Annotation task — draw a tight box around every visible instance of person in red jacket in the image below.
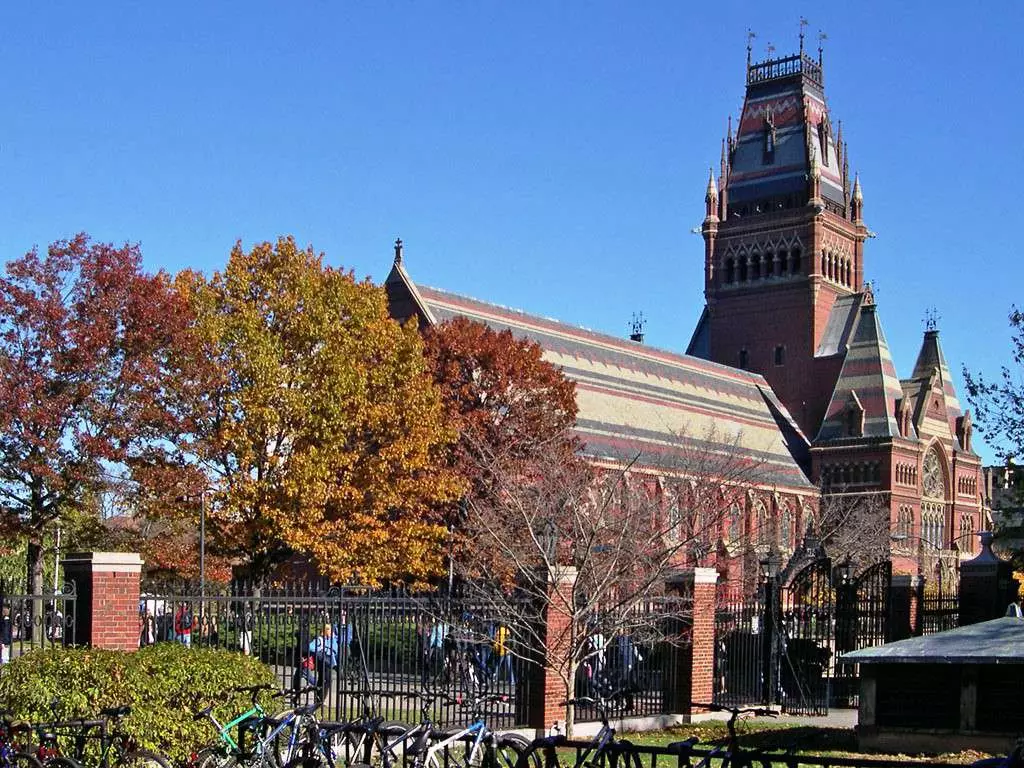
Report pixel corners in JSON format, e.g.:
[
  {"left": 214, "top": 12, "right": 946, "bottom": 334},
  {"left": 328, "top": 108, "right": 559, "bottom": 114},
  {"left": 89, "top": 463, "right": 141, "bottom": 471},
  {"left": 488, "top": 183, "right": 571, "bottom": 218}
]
[{"left": 174, "top": 603, "right": 194, "bottom": 647}]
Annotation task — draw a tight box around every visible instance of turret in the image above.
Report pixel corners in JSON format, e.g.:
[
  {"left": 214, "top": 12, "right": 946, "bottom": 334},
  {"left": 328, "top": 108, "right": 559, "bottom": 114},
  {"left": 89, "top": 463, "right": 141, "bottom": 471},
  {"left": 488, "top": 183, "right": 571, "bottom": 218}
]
[
  {"left": 705, "top": 168, "right": 718, "bottom": 221},
  {"left": 851, "top": 174, "right": 863, "bottom": 223}
]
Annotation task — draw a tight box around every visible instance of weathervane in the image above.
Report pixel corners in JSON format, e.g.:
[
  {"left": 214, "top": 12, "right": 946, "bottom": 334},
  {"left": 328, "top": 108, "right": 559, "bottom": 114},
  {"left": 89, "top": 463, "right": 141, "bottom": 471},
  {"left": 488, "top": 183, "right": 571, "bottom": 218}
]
[
  {"left": 924, "top": 307, "right": 941, "bottom": 331},
  {"left": 629, "top": 312, "right": 646, "bottom": 343},
  {"left": 393, "top": 237, "right": 403, "bottom": 265},
  {"left": 818, "top": 31, "right": 828, "bottom": 67},
  {"left": 746, "top": 29, "right": 756, "bottom": 68},
  {"left": 766, "top": 42, "right": 776, "bottom": 58},
  {"left": 799, "top": 17, "right": 808, "bottom": 54}
]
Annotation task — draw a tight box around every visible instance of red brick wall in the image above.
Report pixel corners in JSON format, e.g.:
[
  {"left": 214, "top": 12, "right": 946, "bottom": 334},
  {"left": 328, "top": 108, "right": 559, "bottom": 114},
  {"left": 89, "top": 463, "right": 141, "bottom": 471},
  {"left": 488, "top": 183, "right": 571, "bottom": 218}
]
[{"left": 62, "top": 553, "right": 142, "bottom": 650}]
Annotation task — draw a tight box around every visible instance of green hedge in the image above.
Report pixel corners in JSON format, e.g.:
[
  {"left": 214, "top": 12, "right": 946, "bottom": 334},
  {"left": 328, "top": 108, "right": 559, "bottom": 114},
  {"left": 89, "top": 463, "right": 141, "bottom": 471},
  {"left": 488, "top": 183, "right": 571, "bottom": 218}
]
[{"left": 0, "top": 643, "right": 278, "bottom": 765}]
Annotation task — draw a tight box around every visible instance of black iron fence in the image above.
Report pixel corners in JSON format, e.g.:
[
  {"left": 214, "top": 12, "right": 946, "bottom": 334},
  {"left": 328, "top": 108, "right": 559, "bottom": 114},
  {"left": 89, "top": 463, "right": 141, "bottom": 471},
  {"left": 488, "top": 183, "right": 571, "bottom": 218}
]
[
  {"left": 141, "top": 581, "right": 535, "bottom": 727},
  {"left": 0, "top": 578, "right": 77, "bottom": 659},
  {"left": 572, "top": 596, "right": 693, "bottom": 722}
]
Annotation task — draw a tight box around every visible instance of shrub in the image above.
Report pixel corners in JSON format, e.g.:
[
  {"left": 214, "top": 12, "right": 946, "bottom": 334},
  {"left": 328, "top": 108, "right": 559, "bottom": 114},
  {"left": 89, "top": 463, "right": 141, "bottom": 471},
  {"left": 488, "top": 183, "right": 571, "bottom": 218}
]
[{"left": 0, "top": 643, "right": 278, "bottom": 765}]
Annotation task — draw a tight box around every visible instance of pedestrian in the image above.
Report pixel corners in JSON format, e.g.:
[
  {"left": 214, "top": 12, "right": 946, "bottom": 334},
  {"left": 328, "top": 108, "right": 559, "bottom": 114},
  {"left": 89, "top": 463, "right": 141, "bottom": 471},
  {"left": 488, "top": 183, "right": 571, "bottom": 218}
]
[
  {"left": 0, "top": 605, "right": 12, "bottom": 664},
  {"left": 173, "top": 603, "right": 194, "bottom": 647},
  {"left": 139, "top": 610, "right": 156, "bottom": 647},
  {"left": 237, "top": 601, "right": 253, "bottom": 655},
  {"left": 309, "top": 622, "right": 339, "bottom": 700},
  {"left": 491, "top": 622, "right": 515, "bottom": 686}
]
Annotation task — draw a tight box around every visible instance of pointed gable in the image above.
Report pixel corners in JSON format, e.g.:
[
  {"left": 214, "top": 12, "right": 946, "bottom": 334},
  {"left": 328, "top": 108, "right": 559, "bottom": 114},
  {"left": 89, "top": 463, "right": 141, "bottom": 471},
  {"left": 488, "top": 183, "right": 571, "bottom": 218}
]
[
  {"left": 904, "top": 329, "right": 964, "bottom": 444},
  {"left": 817, "top": 300, "right": 902, "bottom": 441}
]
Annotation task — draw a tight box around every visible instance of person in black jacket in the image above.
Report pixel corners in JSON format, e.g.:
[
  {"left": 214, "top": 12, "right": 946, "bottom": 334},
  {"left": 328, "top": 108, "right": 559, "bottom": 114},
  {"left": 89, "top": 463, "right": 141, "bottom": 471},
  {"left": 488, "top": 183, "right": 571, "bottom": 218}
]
[{"left": 1, "top": 604, "right": 13, "bottom": 664}]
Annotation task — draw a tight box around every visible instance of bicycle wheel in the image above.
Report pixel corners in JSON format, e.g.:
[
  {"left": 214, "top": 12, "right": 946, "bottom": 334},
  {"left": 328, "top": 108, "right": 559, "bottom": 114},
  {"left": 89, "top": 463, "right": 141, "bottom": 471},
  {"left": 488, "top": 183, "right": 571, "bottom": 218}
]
[
  {"left": 494, "top": 735, "right": 536, "bottom": 768},
  {"left": 192, "top": 747, "right": 239, "bottom": 768},
  {"left": 43, "top": 758, "right": 84, "bottom": 768},
  {"left": 606, "top": 741, "right": 641, "bottom": 768},
  {"left": 117, "top": 750, "right": 174, "bottom": 768},
  {"left": 10, "top": 753, "right": 44, "bottom": 768},
  {"left": 345, "top": 722, "right": 409, "bottom": 768}
]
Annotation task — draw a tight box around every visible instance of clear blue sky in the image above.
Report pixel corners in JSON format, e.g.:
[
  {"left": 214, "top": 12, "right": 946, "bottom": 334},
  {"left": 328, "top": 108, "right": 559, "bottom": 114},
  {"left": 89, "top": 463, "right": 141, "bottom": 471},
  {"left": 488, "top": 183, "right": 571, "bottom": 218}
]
[{"left": 1, "top": 2, "right": 1019, "bottom": 464}]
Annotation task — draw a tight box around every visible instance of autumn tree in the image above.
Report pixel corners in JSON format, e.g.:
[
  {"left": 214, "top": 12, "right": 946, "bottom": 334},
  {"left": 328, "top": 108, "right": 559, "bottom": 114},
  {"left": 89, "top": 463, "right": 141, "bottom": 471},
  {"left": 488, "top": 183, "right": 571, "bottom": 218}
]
[
  {"left": 0, "top": 235, "right": 193, "bottom": 602},
  {"left": 453, "top": 425, "right": 760, "bottom": 736},
  {"left": 170, "top": 237, "right": 461, "bottom": 584}
]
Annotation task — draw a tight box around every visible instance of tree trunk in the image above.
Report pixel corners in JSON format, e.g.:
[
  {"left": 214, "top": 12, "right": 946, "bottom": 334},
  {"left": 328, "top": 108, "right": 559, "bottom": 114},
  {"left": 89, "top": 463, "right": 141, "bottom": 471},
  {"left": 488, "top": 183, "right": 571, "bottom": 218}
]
[
  {"left": 26, "top": 539, "right": 45, "bottom": 644},
  {"left": 564, "top": 660, "right": 578, "bottom": 739}
]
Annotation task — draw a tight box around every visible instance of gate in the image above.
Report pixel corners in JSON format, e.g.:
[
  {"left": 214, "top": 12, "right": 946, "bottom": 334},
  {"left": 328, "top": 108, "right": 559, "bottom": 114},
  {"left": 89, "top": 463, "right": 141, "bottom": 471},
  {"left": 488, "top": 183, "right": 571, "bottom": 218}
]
[
  {"left": 831, "top": 560, "right": 891, "bottom": 708},
  {"left": 779, "top": 557, "right": 833, "bottom": 715},
  {"left": 713, "top": 584, "right": 765, "bottom": 708},
  {"left": 0, "top": 579, "right": 77, "bottom": 656}
]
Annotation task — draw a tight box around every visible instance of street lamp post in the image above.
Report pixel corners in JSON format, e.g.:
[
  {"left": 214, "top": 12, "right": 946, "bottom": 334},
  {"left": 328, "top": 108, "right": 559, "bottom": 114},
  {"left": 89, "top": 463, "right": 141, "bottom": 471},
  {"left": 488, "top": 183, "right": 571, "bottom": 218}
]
[
  {"left": 200, "top": 491, "right": 206, "bottom": 605},
  {"left": 760, "top": 544, "right": 782, "bottom": 705}
]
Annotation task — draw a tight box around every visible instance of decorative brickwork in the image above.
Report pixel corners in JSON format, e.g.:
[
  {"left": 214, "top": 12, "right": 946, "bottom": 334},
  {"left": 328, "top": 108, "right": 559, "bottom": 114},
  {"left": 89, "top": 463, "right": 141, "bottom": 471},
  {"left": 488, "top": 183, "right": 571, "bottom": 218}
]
[{"left": 61, "top": 552, "right": 143, "bottom": 650}]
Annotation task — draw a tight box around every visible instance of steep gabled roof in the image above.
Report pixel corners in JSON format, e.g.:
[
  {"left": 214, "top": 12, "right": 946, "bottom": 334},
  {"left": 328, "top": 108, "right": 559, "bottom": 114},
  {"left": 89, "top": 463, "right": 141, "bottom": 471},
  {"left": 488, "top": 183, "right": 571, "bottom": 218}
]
[
  {"left": 386, "top": 264, "right": 814, "bottom": 491},
  {"left": 902, "top": 329, "right": 965, "bottom": 447},
  {"left": 817, "top": 302, "right": 903, "bottom": 441}
]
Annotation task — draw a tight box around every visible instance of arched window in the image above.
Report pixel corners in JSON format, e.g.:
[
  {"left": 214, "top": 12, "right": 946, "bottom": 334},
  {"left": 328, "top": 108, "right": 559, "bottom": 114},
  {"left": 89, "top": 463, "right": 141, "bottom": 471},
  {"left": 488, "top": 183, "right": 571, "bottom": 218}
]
[
  {"left": 725, "top": 258, "right": 735, "bottom": 284},
  {"left": 751, "top": 252, "right": 761, "bottom": 280},
  {"left": 779, "top": 503, "right": 793, "bottom": 549},
  {"left": 754, "top": 500, "right": 770, "bottom": 546},
  {"left": 791, "top": 248, "right": 802, "bottom": 274},
  {"left": 739, "top": 255, "right": 748, "bottom": 282},
  {"left": 728, "top": 504, "right": 742, "bottom": 543},
  {"left": 779, "top": 249, "right": 789, "bottom": 276}
]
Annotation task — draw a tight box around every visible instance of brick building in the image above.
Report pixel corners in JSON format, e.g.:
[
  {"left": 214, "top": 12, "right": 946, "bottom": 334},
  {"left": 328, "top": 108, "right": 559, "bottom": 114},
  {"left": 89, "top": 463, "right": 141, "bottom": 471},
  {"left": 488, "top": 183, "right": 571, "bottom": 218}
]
[
  {"left": 686, "top": 41, "right": 986, "bottom": 577},
  {"left": 387, "top": 42, "right": 987, "bottom": 584}
]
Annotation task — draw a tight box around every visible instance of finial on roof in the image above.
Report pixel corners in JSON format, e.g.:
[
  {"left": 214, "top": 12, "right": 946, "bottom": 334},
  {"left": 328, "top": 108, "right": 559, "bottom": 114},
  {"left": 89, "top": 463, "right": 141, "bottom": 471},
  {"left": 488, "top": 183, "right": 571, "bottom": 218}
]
[
  {"left": 818, "top": 31, "right": 827, "bottom": 69},
  {"left": 746, "top": 29, "right": 756, "bottom": 70},
  {"left": 863, "top": 281, "right": 875, "bottom": 306},
  {"left": 393, "top": 237, "right": 403, "bottom": 265},
  {"left": 799, "top": 17, "right": 808, "bottom": 55},
  {"left": 852, "top": 173, "right": 863, "bottom": 202},
  {"left": 924, "top": 306, "right": 941, "bottom": 332},
  {"left": 706, "top": 167, "right": 717, "bottom": 199},
  {"left": 629, "top": 312, "right": 646, "bottom": 344},
  {"left": 720, "top": 138, "right": 727, "bottom": 181}
]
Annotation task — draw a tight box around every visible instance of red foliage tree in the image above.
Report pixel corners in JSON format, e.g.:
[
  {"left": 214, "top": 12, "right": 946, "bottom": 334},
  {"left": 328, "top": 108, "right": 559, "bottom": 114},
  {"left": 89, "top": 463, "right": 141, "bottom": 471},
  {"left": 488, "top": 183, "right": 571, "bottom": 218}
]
[{"left": 0, "top": 234, "right": 194, "bottom": 597}]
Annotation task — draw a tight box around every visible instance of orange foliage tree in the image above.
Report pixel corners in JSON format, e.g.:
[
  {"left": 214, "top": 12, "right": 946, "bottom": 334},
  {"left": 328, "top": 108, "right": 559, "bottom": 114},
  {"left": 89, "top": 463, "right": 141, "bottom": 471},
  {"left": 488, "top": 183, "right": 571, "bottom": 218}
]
[{"left": 169, "top": 237, "right": 462, "bottom": 584}]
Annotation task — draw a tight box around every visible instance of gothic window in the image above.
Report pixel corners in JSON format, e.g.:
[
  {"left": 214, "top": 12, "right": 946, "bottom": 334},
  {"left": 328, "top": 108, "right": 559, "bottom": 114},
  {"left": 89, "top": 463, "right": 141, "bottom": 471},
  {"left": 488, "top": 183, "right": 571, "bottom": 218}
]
[
  {"left": 667, "top": 495, "right": 682, "bottom": 534},
  {"left": 751, "top": 253, "right": 761, "bottom": 281},
  {"left": 959, "top": 513, "right": 974, "bottom": 553},
  {"left": 791, "top": 248, "right": 802, "bottom": 274},
  {"left": 739, "top": 349, "right": 749, "bottom": 369},
  {"left": 725, "top": 257, "right": 735, "bottom": 284},
  {"left": 774, "top": 345, "right": 785, "bottom": 366},
  {"left": 739, "top": 256, "right": 748, "bottom": 282},
  {"left": 755, "top": 500, "right": 770, "bottom": 546},
  {"left": 779, "top": 503, "right": 793, "bottom": 549},
  {"left": 922, "top": 448, "right": 947, "bottom": 551},
  {"left": 728, "top": 503, "right": 742, "bottom": 543},
  {"left": 779, "top": 249, "right": 789, "bottom": 276},
  {"left": 821, "top": 251, "right": 827, "bottom": 276}
]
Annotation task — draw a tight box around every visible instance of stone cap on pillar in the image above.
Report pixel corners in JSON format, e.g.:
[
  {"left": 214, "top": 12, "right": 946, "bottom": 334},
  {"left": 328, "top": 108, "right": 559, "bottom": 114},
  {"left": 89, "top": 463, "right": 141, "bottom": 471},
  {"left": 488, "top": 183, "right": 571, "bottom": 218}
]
[
  {"left": 62, "top": 552, "right": 144, "bottom": 573},
  {"left": 665, "top": 567, "right": 720, "bottom": 587}
]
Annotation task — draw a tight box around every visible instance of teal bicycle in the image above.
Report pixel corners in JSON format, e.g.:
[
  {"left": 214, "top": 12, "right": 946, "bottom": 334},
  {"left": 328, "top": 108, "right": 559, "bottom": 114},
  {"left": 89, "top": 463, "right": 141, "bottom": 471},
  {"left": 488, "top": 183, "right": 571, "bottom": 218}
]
[{"left": 192, "top": 685, "right": 320, "bottom": 768}]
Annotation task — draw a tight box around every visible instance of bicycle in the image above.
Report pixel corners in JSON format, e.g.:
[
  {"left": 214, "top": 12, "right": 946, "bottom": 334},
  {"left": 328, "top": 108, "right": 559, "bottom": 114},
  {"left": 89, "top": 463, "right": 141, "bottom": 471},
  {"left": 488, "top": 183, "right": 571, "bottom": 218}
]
[
  {"left": 414, "top": 691, "right": 530, "bottom": 768},
  {"left": 0, "top": 712, "right": 43, "bottom": 768},
  {"left": 29, "top": 705, "right": 171, "bottom": 768},
  {"left": 193, "top": 685, "right": 319, "bottom": 768},
  {"left": 514, "top": 692, "right": 638, "bottom": 768},
  {"left": 682, "top": 703, "right": 778, "bottom": 768}
]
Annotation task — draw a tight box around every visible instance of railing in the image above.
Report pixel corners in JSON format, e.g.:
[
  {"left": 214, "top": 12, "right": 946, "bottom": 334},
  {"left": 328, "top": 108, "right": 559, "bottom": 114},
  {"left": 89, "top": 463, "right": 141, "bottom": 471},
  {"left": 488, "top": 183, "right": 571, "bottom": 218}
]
[
  {"left": 748, "top": 53, "right": 823, "bottom": 86},
  {"left": 515, "top": 737, "right": 973, "bottom": 768},
  {"left": 0, "top": 579, "right": 77, "bottom": 657}
]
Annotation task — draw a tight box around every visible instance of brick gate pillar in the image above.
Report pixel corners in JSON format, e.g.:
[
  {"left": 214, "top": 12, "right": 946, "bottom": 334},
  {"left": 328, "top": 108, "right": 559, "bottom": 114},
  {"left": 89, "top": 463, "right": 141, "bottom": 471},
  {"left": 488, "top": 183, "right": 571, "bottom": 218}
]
[
  {"left": 62, "top": 552, "right": 143, "bottom": 650},
  {"left": 528, "top": 566, "right": 577, "bottom": 734},
  {"left": 664, "top": 567, "right": 719, "bottom": 717}
]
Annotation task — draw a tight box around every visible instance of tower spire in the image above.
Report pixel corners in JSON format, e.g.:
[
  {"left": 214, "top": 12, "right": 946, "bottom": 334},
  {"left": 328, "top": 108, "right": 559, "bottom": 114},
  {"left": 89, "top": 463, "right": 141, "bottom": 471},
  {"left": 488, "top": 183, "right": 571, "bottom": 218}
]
[{"left": 851, "top": 174, "right": 864, "bottom": 223}]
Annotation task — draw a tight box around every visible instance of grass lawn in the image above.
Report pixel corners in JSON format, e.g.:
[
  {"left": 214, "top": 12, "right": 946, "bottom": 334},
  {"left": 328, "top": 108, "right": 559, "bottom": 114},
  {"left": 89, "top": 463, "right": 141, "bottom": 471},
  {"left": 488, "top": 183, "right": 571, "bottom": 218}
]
[{"left": 619, "top": 719, "right": 994, "bottom": 765}]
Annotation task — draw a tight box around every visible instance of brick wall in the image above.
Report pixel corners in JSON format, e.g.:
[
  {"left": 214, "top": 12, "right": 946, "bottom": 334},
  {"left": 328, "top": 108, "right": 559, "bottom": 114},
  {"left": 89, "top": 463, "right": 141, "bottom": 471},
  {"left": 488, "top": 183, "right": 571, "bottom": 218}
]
[{"left": 62, "top": 552, "right": 143, "bottom": 650}]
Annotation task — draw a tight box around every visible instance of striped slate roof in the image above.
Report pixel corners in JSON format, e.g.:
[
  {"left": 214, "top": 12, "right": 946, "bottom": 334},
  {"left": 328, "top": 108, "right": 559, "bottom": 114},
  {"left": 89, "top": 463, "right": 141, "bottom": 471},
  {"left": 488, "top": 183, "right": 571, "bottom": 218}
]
[
  {"left": 386, "top": 265, "right": 813, "bottom": 491},
  {"left": 728, "top": 57, "right": 844, "bottom": 208},
  {"left": 905, "top": 329, "right": 964, "bottom": 445},
  {"left": 817, "top": 302, "right": 903, "bottom": 441}
]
